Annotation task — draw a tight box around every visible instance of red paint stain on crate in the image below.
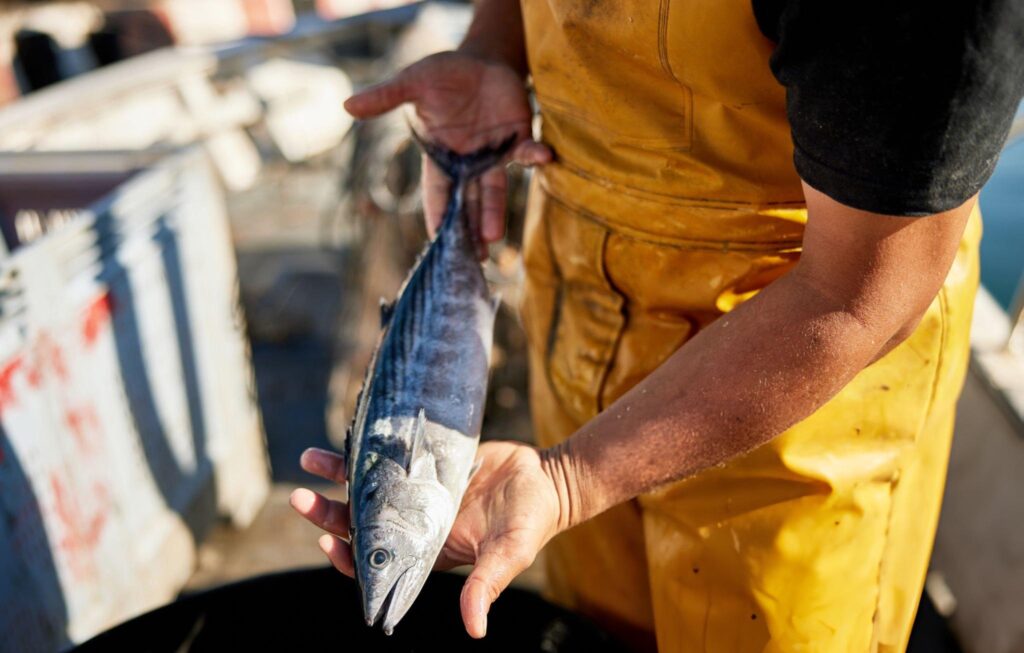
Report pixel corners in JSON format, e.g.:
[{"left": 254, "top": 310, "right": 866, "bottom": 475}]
[
  {"left": 34, "top": 334, "right": 68, "bottom": 383},
  {"left": 82, "top": 292, "right": 116, "bottom": 347},
  {"left": 64, "top": 405, "right": 101, "bottom": 455},
  {"left": 51, "top": 474, "right": 108, "bottom": 580},
  {"left": 0, "top": 356, "right": 23, "bottom": 415}
]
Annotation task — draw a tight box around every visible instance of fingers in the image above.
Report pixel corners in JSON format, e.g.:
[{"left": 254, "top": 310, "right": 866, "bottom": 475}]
[
  {"left": 475, "top": 139, "right": 549, "bottom": 248},
  {"left": 420, "top": 136, "right": 549, "bottom": 251},
  {"left": 289, "top": 488, "right": 350, "bottom": 538},
  {"left": 299, "top": 447, "right": 346, "bottom": 484},
  {"left": 343, "top": 70, "right": 417, "bottom": 119},
  {"left": 295, "top": 450, "right": 352, "bottom": 570},
  {"left": 460, "top": 548, "right": 534, "bottom": 639},
  {"left": 319, "top": 534, "right": 356, "bottom": 578},
  {"left": 510, "top": 140, "right": 553, "bottom": 167},
  {"left": 421, "top": 156, "right": 450, "bottom": 237},
  {"left": 291, "top": 482, "right": 355, "bottom": 578},
  {"left": 464, "top": 179, "right": 488, "bottom": 260},
  {"left": 479, "top": 168, "right": 507, "bottom": 244}
]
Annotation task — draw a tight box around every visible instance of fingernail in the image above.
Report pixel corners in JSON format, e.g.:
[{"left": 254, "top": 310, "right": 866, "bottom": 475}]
[
  {"left": 318, "top": 534, "right": 333, "bottom": 552},
  {"left": 475, "top": 596, "right": 489, "bottom": 638}
]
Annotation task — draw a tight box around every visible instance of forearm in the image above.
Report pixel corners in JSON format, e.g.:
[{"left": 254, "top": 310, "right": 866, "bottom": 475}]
[
  {"left": 540, "top": 187, "right": 974, "bottom": 531},
  {"left": 458, "top": 0, "right": 528, "bottom": 76},
  {"left": 540, "top": 271, "right": 899, "bottom": 529}
]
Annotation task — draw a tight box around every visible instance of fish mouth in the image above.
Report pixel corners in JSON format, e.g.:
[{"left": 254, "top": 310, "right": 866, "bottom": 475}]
[
  {"left": 364, "top": 566, "right": 405, "bottom": 629},
  {"left": 364, "top": 565, "right": 414, "bottom": 634},
  {"left": 374, "top": 563, "right": 429, "bottom": 636}
]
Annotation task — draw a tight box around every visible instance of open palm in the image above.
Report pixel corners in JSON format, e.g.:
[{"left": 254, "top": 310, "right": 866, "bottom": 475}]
[
  {"left": 291, "top": 440, "right": 562, "bottom": 638},
  {"left": 433, "top": 442, "right": 561, "bottom": 636}
]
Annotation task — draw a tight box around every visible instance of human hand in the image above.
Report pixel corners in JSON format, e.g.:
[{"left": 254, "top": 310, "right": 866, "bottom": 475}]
[
  {"left": 343, "top": 51, "right": 552, "bottom": 258},
  {"left": 290, "top": 440, "right": 567, "bottom": 638}
]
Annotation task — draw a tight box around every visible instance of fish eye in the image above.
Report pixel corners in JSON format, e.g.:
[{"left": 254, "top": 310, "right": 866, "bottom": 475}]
[{"left": 369, "top": 548, "right": 392, "bottom": 568}]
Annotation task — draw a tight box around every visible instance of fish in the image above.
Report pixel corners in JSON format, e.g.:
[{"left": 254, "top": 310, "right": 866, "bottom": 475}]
[{"left": 345, "top": 131, "right": 517, "bottom": 635}]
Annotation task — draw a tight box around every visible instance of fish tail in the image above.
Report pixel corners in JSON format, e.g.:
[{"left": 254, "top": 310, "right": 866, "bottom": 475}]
[{"left": 410, "top": 129, "right": 517, "bottom": 183}]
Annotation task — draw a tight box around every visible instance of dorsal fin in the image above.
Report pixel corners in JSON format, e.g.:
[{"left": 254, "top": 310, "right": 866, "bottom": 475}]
[
  {"left": 346, "top": 325, "right": 386, "bottom": 484},
  {"left": 343, "top": 423, "right": 352, "bottom": 467},
  {"left": 379, "top": 298, "right": 394, "bottom": 328}
]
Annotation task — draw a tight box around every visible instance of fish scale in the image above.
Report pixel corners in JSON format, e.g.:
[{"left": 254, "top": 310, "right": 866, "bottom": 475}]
[{"left": 345, "top": 132, "right": 517, "bottom": 634}]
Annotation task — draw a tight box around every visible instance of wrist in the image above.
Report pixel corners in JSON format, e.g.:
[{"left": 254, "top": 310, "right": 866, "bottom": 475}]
[
  {"left": 457, "top": 28, "right": 527, "bottom": 78},
  {"left": 538, "top": 439, "right": 596, "bottom": 533},
  {"left": 456, "top": 43, "right": 525, "bottom": 78}
]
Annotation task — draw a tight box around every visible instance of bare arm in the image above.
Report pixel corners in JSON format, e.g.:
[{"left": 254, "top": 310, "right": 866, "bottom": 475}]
[
  {"left": 542, "top": 182, "right": 975, "bottom": 529},
  {"left": 300, "top": 7, "right": 979, "bottom": 637},
  {"left": 294, "top": 185, "right": 975, "bottom": 638},
  {"left": 458, "top": 0, "right": 529, "bottom": 76}
]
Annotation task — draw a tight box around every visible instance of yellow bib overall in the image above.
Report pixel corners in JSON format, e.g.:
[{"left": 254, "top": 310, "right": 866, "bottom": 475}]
[{"left": 517, "top": 0, "right": 981, "bottom": 651}]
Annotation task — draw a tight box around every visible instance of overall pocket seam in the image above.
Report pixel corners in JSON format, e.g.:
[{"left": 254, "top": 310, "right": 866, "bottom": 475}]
[
  {"left": 544, "top": 218, "right": 626, "bottom": 423},
  {"left": 542, "top": 188, "right": 805, "bottom": 253},
  {"left": 541, "top": 162, "right": 807, "bottom": 214},
  {"left": 594, "top": 233, "right": 628, "bottom": 413},
  {"left": 657, "top": 0, "right": 694, "bottom": 150}
]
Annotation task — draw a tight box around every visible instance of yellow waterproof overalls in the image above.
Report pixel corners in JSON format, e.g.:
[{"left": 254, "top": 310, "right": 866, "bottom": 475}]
[{"left": 517, "top": 0, "right": 981, "bottom": 651}]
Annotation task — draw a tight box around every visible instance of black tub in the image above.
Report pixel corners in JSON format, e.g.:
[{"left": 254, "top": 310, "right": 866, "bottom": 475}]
[{"left": 72, "top": 567, "right": 627, "bottom": 652}]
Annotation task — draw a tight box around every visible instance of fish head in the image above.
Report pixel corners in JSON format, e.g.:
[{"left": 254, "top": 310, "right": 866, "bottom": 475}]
[
  {"left": 352, "top": 456, "right": 452, "bottom": 635},
  {"left": 353, "top": 521, "right": 434, "bottom": 635}
]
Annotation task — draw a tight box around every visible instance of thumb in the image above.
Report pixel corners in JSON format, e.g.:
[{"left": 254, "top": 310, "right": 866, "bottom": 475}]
[
  {"left": 343, "top": 71, "right": 417, "bottom": 119},
  {"left": 460, "top": 547, "right": 532, "bottom": 639}
]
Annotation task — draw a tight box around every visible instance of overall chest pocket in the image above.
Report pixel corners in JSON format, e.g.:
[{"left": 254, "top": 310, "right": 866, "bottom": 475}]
[{"left": 524, "top": 0, "right": 693, "bottom": 154}]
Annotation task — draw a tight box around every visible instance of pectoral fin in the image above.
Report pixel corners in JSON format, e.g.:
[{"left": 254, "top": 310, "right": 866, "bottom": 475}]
[{"left": 407, "top": 409, "right": 437, "bottom": 481}]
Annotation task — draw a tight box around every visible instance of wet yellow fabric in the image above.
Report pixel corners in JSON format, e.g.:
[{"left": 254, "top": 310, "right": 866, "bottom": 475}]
[{"left": 517, "top": 0, "right": 981, "bottom": 651}]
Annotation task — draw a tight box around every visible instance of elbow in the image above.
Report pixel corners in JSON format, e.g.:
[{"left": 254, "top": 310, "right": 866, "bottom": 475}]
[
  {"left": 871, "top": 306, "right": 930, "bottom": 363},
  {"left": 788, "top": 264, "right": 940, "bottom": 363},
  {"left": 892, "top": 306, "right": 930, "bottom": 345},
  {"left": 839, "top": 285, "right": 938, "bottom": 364}
]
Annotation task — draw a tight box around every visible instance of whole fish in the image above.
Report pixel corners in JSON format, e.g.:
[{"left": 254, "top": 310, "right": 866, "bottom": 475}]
[{"left": 346, "top": 132, "right": 516, "bottom": 634}]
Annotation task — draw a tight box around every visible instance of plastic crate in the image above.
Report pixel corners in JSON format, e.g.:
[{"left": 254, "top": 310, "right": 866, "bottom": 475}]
[{"left": 0, "top": 147, "right": 269, "bottom": 651}]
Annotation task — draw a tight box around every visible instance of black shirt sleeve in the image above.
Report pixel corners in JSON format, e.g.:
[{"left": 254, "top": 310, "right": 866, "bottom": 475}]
[{"left": 753, "top": 0, "right": 1024, "bottom": 216}]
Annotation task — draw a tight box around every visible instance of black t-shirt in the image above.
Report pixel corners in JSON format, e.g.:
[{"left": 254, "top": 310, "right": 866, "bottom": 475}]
[{"left": 753, "top": 0, "right": 1024, "bottom": 216}]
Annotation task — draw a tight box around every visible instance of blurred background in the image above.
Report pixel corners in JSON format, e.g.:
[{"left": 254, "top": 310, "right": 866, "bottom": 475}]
[{"left": 0, "top": 1, "right": 1020, "bottom": 652}]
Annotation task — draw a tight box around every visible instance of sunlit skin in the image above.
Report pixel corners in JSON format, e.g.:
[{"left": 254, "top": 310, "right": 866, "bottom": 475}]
[
  {"left": 291, "top": 441, "right": 559, "bottom": 638},
  {"left": 293, "top": 0, "right": 976, "bottom": 639},
  {"left": 344, "top": 51, "right": 551, "bottom": 260}
]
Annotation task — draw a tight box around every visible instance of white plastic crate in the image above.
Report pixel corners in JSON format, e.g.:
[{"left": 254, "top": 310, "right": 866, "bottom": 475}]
[{"left": 0, "top": 147, "right": 269, "bottom": 651}]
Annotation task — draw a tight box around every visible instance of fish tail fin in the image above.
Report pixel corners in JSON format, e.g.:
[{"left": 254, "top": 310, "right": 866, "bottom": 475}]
[{"left": 409, "top": 129, "right": 517, "bottom": 183}]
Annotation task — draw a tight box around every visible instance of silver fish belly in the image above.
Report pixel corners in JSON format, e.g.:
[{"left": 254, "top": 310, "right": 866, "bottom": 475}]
[{"left": 346, "top": 134, "right": 516, "bottom": 634}]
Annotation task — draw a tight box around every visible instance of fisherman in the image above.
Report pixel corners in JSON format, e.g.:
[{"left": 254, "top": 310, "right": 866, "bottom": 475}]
[{"left": 292, "top": 1, "right": 1024, "bottom": 650}]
